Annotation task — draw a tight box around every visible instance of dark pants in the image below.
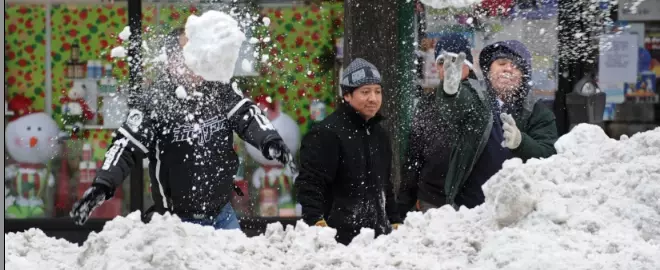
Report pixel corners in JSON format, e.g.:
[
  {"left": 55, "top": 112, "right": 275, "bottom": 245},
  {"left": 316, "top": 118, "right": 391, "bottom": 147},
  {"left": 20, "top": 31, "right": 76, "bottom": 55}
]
[
  {"left": 335, "top": 228, "right": 360, "bottom": 245},
  {"left": 180, "top": 203, "right": 241, "bottom": 230}
]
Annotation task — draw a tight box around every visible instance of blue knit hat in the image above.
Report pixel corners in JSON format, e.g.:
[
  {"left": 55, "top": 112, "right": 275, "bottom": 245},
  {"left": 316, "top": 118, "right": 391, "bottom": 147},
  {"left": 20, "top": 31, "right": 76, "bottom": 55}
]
[{"left": 434, "top": 33, "right": 474, "bottom": 68}]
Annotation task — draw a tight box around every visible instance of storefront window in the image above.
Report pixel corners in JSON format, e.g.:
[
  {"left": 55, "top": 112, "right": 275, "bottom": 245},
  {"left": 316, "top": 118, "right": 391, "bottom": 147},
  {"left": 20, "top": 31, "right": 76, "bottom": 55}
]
[
  {"left": 5, "top": 2, "right": 132, "bottom": 219},
  {"left": 421, "top": 2, "right": 559, "bottom": 104}
]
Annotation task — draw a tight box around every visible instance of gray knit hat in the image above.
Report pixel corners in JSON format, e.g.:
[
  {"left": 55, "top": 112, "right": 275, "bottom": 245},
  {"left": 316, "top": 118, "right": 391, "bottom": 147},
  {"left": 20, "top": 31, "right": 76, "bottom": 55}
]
[{"left": 340, "top": 58, "right": 382, "bottom": 95}]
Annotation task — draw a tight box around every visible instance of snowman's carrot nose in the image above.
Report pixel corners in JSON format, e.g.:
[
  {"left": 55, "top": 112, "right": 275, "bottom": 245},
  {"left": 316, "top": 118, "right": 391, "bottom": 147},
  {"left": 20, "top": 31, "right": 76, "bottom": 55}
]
[{"left": 29, "top": 137, "right": 38, "bottom": 148}]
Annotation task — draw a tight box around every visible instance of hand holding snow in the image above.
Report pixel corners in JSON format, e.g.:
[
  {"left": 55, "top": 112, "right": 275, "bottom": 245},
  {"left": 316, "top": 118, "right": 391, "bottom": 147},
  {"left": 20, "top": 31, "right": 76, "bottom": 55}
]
[{"left": 183, "top": 10, "right": 246, "bottom": 83}]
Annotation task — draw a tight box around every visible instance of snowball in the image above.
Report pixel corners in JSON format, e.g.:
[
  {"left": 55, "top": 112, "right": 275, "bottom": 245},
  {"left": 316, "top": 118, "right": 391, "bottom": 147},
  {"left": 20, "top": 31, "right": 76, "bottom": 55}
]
[
  {"left": 175, "top": 86, "right": 187, "bottom": 99},
  {"left": 110, "top": 46, "right": 127, "bottom": 58},
  {"left": 420, "top": 0, "right": 483, "bottom": 9},
  {"left": 118, "top": 26, "right": 131, "bottom": 41},
  {"left": 183, "top": 10, "right": 246, "bottom": 83}
]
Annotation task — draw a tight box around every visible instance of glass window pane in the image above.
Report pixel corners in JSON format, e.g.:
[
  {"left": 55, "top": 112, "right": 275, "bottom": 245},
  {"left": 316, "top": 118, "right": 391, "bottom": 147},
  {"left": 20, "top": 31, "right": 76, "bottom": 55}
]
[{"left": 5, "top": 2, "right": 130, "bottom": 220}]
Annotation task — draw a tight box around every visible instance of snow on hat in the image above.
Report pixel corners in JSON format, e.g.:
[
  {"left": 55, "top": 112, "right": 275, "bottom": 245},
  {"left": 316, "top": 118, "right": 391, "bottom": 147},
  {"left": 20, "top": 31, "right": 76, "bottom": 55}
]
[
  {"left": 8, "top": 94, "right": 39, "bottom": 122},
  {"left": 434, "top": 33, "right": 474, "bottom": 68},
  {"left": 340, "top": 58, "right": 382, "bottom": 95}
]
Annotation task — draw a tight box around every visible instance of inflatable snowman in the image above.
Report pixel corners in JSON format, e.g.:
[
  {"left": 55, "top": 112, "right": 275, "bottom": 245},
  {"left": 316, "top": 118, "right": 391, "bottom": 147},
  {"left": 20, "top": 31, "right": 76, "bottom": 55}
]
[
  {"left": 245, "top": 95, "right": 300, "bottom": 217},
  {"left": 5, "top": 94, "right": 62, "bottom": 218}
]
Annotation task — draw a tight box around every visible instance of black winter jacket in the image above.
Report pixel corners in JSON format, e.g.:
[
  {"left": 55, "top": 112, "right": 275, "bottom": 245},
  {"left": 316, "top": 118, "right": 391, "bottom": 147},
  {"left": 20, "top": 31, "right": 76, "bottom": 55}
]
[
  {"left": 94, "top": 76, "right": 282, "bottom": 220},
  {"left": 295, "top": 103, "right": 401, "bottom": 243}
]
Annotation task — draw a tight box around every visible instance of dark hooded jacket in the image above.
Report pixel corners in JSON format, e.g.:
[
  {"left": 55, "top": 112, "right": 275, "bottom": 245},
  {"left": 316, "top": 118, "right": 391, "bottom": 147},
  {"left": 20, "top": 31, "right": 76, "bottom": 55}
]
[
  {"left": 94, "top": 74, "right": 283, "bottom": 220},
  {"left": 399, "top": 40, "right": 558, "bottom": 214}
]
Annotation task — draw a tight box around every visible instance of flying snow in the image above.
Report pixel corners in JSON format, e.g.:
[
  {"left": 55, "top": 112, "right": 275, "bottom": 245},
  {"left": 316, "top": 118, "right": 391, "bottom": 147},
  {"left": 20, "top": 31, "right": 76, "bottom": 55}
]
[{"left": 182, "top": 10, "right": 246, "bottom": 83}]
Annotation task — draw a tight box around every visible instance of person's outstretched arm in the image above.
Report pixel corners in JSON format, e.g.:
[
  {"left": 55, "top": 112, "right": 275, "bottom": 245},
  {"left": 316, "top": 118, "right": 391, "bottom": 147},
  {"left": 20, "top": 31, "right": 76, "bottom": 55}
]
[{"left": 70, "top": 104, "right": 157, "bottom": 225}]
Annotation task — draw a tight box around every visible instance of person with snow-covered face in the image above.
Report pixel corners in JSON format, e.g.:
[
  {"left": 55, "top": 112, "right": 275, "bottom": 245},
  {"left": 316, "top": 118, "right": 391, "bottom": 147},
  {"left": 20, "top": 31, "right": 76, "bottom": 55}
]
[
  {"left": 295, "top": 58, "right": 402, "bottom": 245},
  {"left": 399, "top": 40, "right": 558, "bottom": 216},
  {"left": 70, "top": 28, "right": 296, "bottom": 230}
]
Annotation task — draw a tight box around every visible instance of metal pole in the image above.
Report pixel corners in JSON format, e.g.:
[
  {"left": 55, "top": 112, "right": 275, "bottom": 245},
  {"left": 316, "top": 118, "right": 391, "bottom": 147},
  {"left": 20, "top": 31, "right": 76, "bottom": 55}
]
[
  {"left": 395, "top": 0, "right": 415, "bottom": 191},
  {"left": 127, "top": 0, "right": 144, "bottom": 213}
]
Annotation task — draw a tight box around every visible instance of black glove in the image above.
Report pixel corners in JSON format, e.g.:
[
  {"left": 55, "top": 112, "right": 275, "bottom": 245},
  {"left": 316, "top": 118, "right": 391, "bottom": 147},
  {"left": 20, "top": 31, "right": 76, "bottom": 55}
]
[
  {"left": 263, "top": 139, "right": 298, "bottom": 174},
  {"left": 70, "top": 183, "right": 111, "bottom": 225}
]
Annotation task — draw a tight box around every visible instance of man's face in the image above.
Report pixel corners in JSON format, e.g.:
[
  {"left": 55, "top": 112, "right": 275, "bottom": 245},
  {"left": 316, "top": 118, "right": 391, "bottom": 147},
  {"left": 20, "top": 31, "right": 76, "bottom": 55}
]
[
  {"left": 344, "top": 84, "right": 382, "bottom": 120},
  {"left": 488, "top": 58, "right": 523, "bottom": 100}
]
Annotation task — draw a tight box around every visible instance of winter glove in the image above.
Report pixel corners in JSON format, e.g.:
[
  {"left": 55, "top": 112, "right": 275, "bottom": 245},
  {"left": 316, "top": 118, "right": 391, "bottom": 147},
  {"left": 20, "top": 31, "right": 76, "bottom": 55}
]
[
  {"left": 263, "top": 139, "right": 298, "bottom": 174},
  {"left": 70, "top": 183, "right": 111, "bottom": 225},
  {"left": 500, "top": 113, "right": 522, "bottom": 149},
  {"left": 315, "top": 219, "right": 328, "bottom": 227},
  {"left": 392, "top": 223, "right": 402, "bottom": 230},
  {"left": 441, "top": 51, "right": 466, "bottom": 96}
]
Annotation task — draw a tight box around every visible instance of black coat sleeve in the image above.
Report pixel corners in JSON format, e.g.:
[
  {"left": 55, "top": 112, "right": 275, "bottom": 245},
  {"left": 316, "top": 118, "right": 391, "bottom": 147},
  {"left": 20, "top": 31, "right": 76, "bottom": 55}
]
[
  {"left": 222, "top": 84, "right": 282, "bottom": 150},
  {"left": 383, "top": 134, "right": 402, "bottom": 224},
  {"left": 294, "top": 127, "right": 340, "bottom": 225},
  {"left": 94, "top": 105, "right": 157, "bottom": 196},
  {"left": 397, "top": 98, "right": 430, "bottom": 218}
]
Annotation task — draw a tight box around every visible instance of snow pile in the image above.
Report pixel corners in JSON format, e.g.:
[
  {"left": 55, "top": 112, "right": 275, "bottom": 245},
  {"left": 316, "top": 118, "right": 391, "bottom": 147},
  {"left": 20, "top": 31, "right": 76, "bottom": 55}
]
[
  {"left": 183, "top": 10, "right": 246, "bottom": 83},
  {"left": 420, "top": 0, "right": 483, "bottom": 9},
  {"left": 5, "top": 124, "right": 660, "bottom": 269},
  {"left": 5, "top": 229, "right": 80, "bottom": 270}
]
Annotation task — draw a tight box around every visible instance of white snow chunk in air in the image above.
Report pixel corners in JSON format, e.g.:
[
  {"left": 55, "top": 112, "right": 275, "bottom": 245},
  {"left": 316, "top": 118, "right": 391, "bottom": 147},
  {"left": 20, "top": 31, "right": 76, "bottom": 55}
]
[
  {"left": 118, "top": 26, "right": 131, "bottom": 41},
  {"left": 110, "top": 46, "right": 127, "bottom": 58},
  {"left": 183, "top": 10, "right": 246, "bottom": 83},
  {"left": 420, "top": 0, "right": 483, "bottom": 9},
  {"left": 175, "top": 86, "right": 187, "bottom": 99},
  {"left": 241, "top": 59, "right": 253, "bottom": 72}
]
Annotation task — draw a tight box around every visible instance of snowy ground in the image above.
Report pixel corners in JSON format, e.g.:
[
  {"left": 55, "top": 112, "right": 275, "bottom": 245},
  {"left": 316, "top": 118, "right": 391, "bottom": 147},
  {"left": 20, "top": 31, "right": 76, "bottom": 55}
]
[{"left": 5, "top": 123, "right": 660, "bottom": 270}]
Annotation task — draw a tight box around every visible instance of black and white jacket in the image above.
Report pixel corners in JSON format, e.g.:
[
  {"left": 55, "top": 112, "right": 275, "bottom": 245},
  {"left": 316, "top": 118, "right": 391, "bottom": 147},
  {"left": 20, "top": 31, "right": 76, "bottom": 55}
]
[{"left": 94, "top": 77, "right": 282, "bottom": 220}]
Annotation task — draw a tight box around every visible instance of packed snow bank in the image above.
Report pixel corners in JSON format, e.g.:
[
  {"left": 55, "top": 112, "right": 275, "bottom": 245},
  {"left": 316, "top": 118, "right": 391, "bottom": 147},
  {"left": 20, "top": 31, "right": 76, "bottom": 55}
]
[
  {"left": 183, "top": 10, "right": 246, "bottom": 83},
  {"left": 5, "top": 124, "right": 660, "bottom": 269},
  {"left": 420, "top": 0, "right": 483, "bottom": 9}
]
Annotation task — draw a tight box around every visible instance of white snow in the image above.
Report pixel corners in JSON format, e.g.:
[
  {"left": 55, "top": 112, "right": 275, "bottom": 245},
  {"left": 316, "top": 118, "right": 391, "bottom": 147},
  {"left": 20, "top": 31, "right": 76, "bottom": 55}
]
[
  {"left": 182, "top": 10, "right": 246, "bottom": 83},
  {"left": 175, "top": 86, "right": 187, "bottom": 99},
  {"left": 420, "top": 0, "right": 483, "bottom": 9},
  {"left": 110, "top": 46, "right": 127, "bottom": 58},
  {"left": 262, "top": 17, "right": 271, "bottom": 27},
  {"left": 118, "top": 26, "right": 131, "bottom": 41},
  {"left": 241, "top": 59, "right": 254, "bottom": 72},
  {"left": 5, "top": 124, "right": 660, "bottom": 269}
]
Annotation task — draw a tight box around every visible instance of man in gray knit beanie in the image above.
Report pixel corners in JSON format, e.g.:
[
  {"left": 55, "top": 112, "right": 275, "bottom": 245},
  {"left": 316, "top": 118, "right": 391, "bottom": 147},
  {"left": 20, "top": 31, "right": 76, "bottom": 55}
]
[
  {"left": 296, "top": 57, "right": 402, "bottom": 245},
  {"left": 339, "top": 58, "right": 383, "bottom": 119}
]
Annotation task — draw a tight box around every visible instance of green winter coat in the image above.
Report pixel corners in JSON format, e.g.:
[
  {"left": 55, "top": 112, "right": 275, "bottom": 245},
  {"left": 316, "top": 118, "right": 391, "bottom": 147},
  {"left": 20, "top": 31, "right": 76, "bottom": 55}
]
[{"left": 436, "top": 78, "right": 558, "bottom": 207}]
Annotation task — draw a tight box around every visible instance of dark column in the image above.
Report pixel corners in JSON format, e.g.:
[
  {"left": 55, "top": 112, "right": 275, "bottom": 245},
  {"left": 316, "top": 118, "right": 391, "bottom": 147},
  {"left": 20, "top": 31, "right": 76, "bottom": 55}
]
[
  {"left": 344, "top": 0, "right": 416, "bottom": 188},
  {"left": 127, "top": 0, "right": 144, "bottom": 213}
]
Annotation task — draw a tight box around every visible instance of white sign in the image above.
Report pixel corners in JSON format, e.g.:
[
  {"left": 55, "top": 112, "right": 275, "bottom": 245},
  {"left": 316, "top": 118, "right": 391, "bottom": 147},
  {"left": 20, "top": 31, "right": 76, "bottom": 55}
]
[
  {"left": 599, "top": 34, "right": 638, "bottom": 84},
  {"left": 618, "top": 0, "right": 660, "bottom": 21}
]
